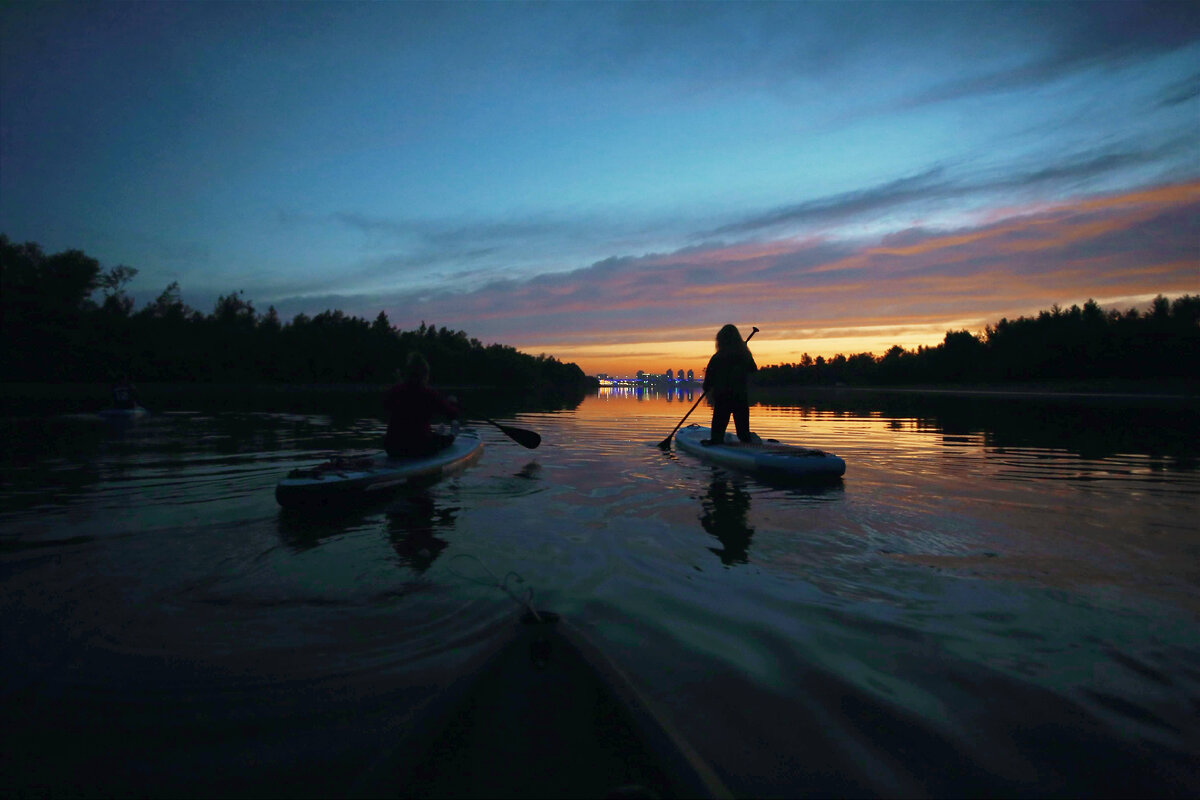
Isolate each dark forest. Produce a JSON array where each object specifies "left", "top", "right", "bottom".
[
  {"left": 1, "top": 235, "right": 593, "bottom": 392},
  {"left": 755, "top": 294, "right": 1198, "bottom": 388},
  {"left": 2, "top": 235, "right": 1196, "bottom": 390}
]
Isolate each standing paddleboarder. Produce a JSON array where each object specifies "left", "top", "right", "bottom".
[{"left": 702, "top": 324, "right": 758, "bottom": 446}]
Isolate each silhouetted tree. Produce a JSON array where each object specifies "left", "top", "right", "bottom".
[{"left": 755, "top": 294, "right": 1198, "bottom": 387}]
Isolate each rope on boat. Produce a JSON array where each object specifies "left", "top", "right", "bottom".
[{"left": 447, "top": 553, "right": 543, "bottom": 622}]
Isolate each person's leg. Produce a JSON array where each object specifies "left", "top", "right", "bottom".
[
  {"left": 733, "top": 402, "right": 753, "bottom": 442},
  {"left": 709, "top": 398, "right": 731, "bottom": 444}
]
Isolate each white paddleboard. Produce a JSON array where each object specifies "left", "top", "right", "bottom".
[
  {"left": 275, "top": 430, "right": 483, "bottom": 508},
  {"left": 675, "top": 424, "right": 845, "bottom": 479}
]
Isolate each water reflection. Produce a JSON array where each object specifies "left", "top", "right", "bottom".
[
  {"left": 513, "top": 461, "right": 542, "bottom": 480},
  {"left": 385, "top": 490, "right": 458, "bottom": 573},
  {"left": 1, "top": 381, "right": 591, "bottom": 419},
  {"left": 699, "top": 478, "right": 755, "bottom": 565},
  {"left": 695, "top": 473, "right": 847, "bottom": 567},
  {"left": 596, "top": 384, "right": 697, "bottom": 403},
  {"left": 277, "top": 485, "right": 461, "bottom": 573},
  {"left": 758, "top": 391, "right": 1200, "bottom": 464},
  {"left": 276, "top": 504, "right": 376, "bottom": 550}
]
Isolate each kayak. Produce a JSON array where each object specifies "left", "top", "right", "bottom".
[
  {"left": 675, "top": 424, "right": 846, "bottom": 479},
  {"left": 275, "top": 430, "right": 483, "bottom": 508},
  {"left": 354, "top": 611, "right": 732, "bottom": 799},
  {"left": 98, "top": 405, "right": 149, "bottom": 419}
]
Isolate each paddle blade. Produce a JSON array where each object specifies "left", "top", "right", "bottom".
[
  {"left": 499, "top": 424, "right": 541, "bottom": 449},
  {"left": 478, "top": 418, "right": 541, "bottom": 449}
]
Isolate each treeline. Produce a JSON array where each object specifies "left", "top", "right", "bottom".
[
  {"left": 757, "top": 296, "right": 1199, "bottom": 387},
  {"left": 0, "top": 235, "right": 594, "bottom": 392}
]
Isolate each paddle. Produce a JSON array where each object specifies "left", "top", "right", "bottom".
[
  {"left": 475, "top": 417, "right": 541, "bottom": 449},
  {"left": 657, "top": 326, "right": 759, "bottom": 449}
]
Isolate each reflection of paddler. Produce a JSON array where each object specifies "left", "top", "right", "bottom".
[
  {"left": 699, "top": 478, "right": 755, "bottom": 565},
  {"left": 386, "top": 490, "right": 456, "bottom": 573}
]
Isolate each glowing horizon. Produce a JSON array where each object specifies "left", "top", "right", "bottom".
[
  {"left": 523, "top": 291, "right": 1183, "bottom": 378},
  {"left": 507, "top": 182, "right": 1200, "bottom": 375}
]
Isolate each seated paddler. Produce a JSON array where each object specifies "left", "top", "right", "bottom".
[{"left": 384, "top": 352, "right": 460, "bottom": 458}]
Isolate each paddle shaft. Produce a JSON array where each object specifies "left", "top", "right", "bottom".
[
  {"left": 660, "top": 393, "right": 709, "bottom": 448},
  {"left": 658, "top": 326, "right": 758, "bottom": 447}
]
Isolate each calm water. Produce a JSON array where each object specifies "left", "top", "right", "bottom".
[{"left": 2, "top": 388, "right": 1198, "bottom": 798}]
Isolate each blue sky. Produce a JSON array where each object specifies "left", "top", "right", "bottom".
[{"left": 2, "top": 1, "right": 1197, "bottom": 374}]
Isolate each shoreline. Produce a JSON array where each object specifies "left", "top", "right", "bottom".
[
  {"left": 0, "top": 381, "right": 589, "bottom": 417},
  {"left": 4, "top": 379, "right": 1197, "bottom": 414},
  {"left": 754, "top": 380, "right": 1199, "bottom": 405}
]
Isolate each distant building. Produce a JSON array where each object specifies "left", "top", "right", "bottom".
[{"left": 687, "top": 369, "right": 694, "bottom": 381}]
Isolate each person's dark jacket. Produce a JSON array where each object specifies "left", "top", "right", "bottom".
[
  {"left": 703, "top": 348, "right": 757, "bottom": 403},
  {"left": 384, "top": 380, "right": 460, "bottom": 456}
]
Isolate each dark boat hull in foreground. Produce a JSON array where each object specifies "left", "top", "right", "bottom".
[{"left": 354, "top": 612, "right": 731, "bottom": 799}]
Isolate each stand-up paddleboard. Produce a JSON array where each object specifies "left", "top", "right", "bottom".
[
  {"left": 98, "top": 406, "right": 149, "bottom": 419},
  {"left": 275, "top": 430, "right": 483, "bottom": 508},
  {"left": 675, "top": 424, "right": 845, "bottom": 479}
]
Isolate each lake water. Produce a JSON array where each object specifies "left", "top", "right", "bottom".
[{"left": 3, "top": 387, "right": 1198, "bottom": 797}]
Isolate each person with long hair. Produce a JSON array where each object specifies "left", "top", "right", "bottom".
[
  {"left": 384, "top": 352, "right": 460, "bottom": 458},
  {"left": 702, "top": 324, "right": 758, "bottom": 446}
]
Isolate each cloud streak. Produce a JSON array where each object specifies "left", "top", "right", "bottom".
[
  {"left": 707, "top": 133, "right": 1199, "bottom": 241},
  {"left": 902, "top": 2, "right": 1200, "bottom": 107}
]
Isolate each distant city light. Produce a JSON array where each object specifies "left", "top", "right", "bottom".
[{"left": 595, "top": 370, "right": 703, "bottom": 387}]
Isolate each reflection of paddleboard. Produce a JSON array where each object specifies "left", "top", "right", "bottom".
[
  {"left": 675, "top": 424, "right": 846, "bottom": 479},
  {"left": 274, "top": 431, "right": 483, "bottom": 508},
  {"left": 98, "top": 406, "right": 149, "bottom": 419},
  {"left": 355, "top": 612, "right": 732, "bottom": 799}
]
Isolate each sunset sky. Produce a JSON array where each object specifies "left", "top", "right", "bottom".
[{"left": 2, "top": 1, "right": 1197, "bottom": 376}]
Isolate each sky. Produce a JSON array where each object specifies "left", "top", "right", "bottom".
[{"left": 2, "top": 1, "right": 1197, "bottom": 377}]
